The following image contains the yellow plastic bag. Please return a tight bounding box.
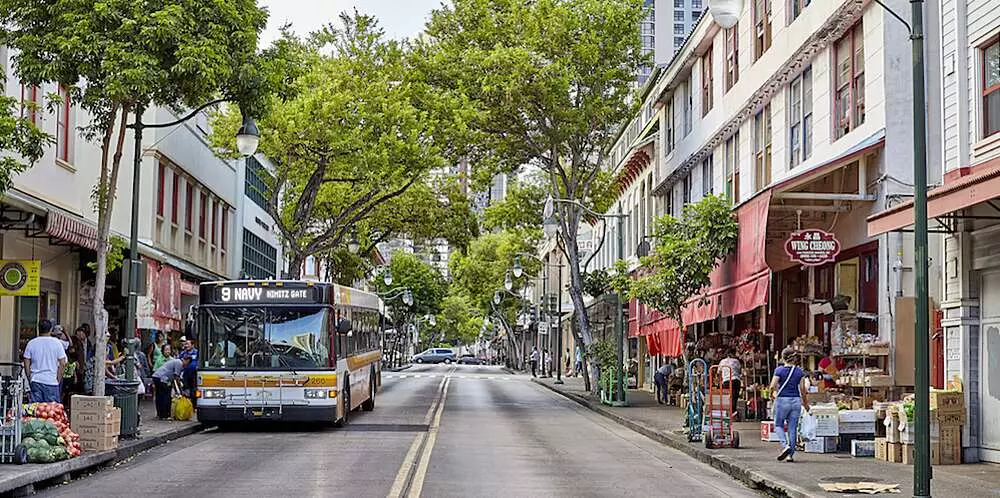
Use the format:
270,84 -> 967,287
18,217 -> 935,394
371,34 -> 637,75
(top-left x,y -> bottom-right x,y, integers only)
171,396 -> 193,421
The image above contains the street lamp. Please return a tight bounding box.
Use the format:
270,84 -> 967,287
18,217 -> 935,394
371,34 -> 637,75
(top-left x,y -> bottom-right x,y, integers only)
235,113 -> 261,157
403,289 -> 413,307
706,0 -> 743,29
504,271 -> 514,292
512,256 -> 524,278
347,229 -> 360,255
545,194 -> 629,406
382,268 -> 393,287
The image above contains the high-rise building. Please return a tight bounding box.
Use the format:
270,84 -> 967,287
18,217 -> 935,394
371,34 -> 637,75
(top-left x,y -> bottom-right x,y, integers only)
638,0 -> 704,86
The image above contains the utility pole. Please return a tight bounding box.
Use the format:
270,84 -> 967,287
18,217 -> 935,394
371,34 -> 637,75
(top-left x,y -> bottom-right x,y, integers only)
555,261 -> 564,384
614,200 -> 627,407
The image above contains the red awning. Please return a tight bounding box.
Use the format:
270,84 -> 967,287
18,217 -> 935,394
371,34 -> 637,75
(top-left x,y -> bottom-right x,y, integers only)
44,211 -> 99,251
868,159 -> 1000,236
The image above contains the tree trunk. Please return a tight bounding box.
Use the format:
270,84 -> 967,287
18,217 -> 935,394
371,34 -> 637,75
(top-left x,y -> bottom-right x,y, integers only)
92,242 -> 109,397
287,252 -> 304,279
562,220 -> 599,395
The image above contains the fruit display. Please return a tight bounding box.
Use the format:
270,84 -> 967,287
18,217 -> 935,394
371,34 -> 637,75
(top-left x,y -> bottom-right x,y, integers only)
20,403 -> 83,460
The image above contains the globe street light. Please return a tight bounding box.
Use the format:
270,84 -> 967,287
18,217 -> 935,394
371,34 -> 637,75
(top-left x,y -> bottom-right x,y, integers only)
706,0 -> 743,29
493,290 -> 502,306
382,268 -> 393,287
512,256 -> 524,278
347,229 -> 360,255
235,112 -> 261,157
504,271 -> 514,292
403,289 -> 413,307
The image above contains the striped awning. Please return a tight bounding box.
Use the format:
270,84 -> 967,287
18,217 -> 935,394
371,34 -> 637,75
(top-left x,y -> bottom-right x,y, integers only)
44,210 -> 99,251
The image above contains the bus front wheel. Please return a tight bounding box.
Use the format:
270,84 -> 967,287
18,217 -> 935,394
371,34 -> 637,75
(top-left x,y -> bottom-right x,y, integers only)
362,369 -> 376,411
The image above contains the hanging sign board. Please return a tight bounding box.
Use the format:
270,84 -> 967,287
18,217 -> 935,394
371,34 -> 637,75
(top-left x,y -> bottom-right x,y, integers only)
785,229 -> 841,266
0,260 -> 41,296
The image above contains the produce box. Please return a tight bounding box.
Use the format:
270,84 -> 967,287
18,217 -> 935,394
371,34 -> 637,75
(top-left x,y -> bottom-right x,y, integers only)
851,439 -> 875,457
874,437 -> 888,461
812,405 -> 840,437
839,409 -> 877,423
865,375 -> 893,387
838,434 -> 874,453
929,391 -> 964,413
75,418 -> 120,438
932,440 -> 962,465
79,435 -> 118,452
930,421 -> 962,443
840,421 -> 876,434
901,444 -> 916,465
805,436 -> 838,453
933,410 -> 965,425
900,426 -> 915,444
71,395 -> 114,414
887,442 -> 903,463
760,421 -> 785,442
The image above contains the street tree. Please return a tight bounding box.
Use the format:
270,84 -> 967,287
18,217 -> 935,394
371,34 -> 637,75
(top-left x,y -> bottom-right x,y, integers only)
0,0 -> 268,395
437,293 -> 483,347
212,14 -> 473,278
423,0 -> 647,392
375,251 -> 448,359
625,194 -> 738,324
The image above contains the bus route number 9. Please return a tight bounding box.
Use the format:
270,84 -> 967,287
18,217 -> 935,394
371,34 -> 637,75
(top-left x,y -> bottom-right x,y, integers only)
221,288 -> 231,302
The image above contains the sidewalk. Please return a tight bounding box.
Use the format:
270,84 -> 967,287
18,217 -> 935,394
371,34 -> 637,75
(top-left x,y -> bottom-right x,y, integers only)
0,398 -> 200,497
535,376 -> 1000,497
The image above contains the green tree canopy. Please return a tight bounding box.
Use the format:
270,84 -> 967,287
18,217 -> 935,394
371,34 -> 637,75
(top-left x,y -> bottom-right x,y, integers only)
627,195 -> 739,322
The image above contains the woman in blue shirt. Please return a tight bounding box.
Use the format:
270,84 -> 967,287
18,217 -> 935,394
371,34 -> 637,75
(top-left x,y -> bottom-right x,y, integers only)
768,347 -> 810,462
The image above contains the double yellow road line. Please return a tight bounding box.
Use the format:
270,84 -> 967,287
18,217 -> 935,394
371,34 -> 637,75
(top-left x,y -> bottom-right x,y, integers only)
387,375 -> 451,498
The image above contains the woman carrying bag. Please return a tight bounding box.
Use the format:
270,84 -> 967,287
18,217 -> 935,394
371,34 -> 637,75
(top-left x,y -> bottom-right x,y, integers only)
768,347 -> 810,462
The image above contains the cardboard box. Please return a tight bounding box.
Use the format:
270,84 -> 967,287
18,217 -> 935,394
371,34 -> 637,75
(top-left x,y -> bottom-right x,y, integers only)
930,421 -> 962,443
805,436 -> 838,453
839,409 -> 877,423
933,410 -> 965,426
929,391 -> 964,412
813,406 -> 840,437
840,421 -> 876,434
874,437 -> 888,461
901,444 -> 916,465
851,439 -> 875,457
887,442 -> 903,463
838,434 -> 875,453
900,427 -> 915,444
71,395 -> 114,413
761,421 -> 780,442
931,440 -> 962,465
79,435 -> 118,451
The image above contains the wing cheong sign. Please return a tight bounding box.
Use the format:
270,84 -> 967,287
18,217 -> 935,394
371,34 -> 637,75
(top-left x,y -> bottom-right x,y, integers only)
784,229 -> 841,266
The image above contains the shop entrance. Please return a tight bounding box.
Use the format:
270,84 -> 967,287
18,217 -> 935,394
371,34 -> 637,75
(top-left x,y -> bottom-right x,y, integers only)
979,269 -> 1000,461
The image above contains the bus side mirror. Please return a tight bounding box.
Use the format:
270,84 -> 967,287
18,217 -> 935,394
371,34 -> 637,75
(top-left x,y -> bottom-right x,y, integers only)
337,318 -> 353,335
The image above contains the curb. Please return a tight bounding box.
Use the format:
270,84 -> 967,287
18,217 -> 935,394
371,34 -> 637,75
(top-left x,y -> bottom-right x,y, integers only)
0,422 -> 202,496
387,364 -> 413,372
531,379 -> 815,498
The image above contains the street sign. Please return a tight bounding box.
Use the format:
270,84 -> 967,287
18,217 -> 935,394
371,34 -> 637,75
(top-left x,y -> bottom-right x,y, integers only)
784,229 -> 841,266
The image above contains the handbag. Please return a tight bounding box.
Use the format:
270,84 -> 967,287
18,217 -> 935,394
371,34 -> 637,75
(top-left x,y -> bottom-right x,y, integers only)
769,366 -> 798,419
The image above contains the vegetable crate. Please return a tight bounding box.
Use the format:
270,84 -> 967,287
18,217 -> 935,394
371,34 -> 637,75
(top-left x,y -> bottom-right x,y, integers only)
0,363 -> 26,464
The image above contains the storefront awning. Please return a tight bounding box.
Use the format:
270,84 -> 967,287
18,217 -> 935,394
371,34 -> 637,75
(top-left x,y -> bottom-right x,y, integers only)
44,210 -> 99,251
867,160 -> 1000,236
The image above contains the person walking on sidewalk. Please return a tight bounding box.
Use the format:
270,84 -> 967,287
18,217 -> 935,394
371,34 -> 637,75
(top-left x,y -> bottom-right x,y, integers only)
653,361 -> 675,404
769,347 -> 809,462
574,346 -> 583,377
543,349 -> 551,377
152,356 -> 191,420
529,347 -> 540,377
23,320 -> 68,403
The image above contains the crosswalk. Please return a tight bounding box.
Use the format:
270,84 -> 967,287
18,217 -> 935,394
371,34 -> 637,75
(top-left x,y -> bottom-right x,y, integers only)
383,373 -> 517,381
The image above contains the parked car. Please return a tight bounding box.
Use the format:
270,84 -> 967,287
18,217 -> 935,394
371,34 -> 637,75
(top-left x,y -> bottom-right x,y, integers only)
457,354 -> 483,365
411,348 -> 456,364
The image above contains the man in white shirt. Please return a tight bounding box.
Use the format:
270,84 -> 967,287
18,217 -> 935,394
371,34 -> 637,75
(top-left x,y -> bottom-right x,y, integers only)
23,320 -> 68,403
719,350 -> 742,417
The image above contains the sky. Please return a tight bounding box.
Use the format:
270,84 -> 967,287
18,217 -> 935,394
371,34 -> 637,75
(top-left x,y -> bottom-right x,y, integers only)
258,0 -> 444,45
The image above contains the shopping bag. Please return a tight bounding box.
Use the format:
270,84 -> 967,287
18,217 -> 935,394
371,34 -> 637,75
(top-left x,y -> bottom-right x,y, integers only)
171,396 -> 193,421
799,410 -> 817,442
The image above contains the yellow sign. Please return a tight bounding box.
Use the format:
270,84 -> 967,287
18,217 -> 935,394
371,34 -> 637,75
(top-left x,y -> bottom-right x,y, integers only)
0,260 -> 40,296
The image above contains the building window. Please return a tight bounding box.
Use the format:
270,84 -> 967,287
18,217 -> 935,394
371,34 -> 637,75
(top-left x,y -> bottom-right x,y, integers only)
702,155 -> 714,196
156,162 -> 166,217
682,174 -> 692,204
171,172 -> 180,224
754,104 -> 772,191
724,27 -> 739,91
221,209 -> 228,251
242,229 -> 277,280
305,256 -> 316,276
674,0 -> 684,9
725,132 -> 740,204
19,84 -> 40,124
982,35 -> 1000,138
788,66 -> 813,167
752,0 -> 772,61
702,46 -> 714,115
199,195 -> 207,239
692,0 -> 701,7
665,189 -> 675,216
665,98 -> 675,153
185,183 -> 194,232
682,78 -> 693,136
675,36 -> 685,47
211,201 -> 218,246
55,86 -> 71,162
691,10 -> 700,22
834,21 -> 865,139
790,0 -> 810,23
674,24 -> 685,35
675,11 -> 684,21
245,156 -> 271,210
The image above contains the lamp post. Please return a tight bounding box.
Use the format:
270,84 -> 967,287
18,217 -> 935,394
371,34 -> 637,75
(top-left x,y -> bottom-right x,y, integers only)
708,0 -> 929,493
379,284 -> 414,366
122,102 -> 258,379
510,253 -> 566,384
544,195 -> 629,406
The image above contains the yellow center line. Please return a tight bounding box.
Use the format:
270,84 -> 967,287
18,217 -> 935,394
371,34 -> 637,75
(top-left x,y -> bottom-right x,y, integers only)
386,376 -> 447,498
406,376 -> 450,498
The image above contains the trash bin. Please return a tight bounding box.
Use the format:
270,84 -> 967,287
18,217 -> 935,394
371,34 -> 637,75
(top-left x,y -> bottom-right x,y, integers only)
105,379 -> 140,439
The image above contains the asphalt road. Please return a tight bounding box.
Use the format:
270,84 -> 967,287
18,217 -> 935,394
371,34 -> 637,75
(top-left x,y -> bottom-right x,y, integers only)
39,364 -> 757,498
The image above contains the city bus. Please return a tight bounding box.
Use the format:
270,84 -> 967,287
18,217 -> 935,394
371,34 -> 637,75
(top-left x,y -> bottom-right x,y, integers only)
194,280 -> 383,425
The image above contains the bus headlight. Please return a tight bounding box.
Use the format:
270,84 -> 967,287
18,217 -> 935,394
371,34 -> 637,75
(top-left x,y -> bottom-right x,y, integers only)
304,389 -> 327,399
202,389 -> 226,399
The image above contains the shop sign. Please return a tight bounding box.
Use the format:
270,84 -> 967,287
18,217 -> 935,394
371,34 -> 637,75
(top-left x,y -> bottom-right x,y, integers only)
0,260 -> 40,296
784,229 -> 841,266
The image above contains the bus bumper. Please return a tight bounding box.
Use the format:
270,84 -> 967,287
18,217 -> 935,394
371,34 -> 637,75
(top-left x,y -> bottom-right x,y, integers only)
197,405 -> 337,423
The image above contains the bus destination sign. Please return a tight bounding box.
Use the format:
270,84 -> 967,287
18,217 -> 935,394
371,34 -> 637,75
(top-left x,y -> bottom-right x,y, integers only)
216,286 -> 318,303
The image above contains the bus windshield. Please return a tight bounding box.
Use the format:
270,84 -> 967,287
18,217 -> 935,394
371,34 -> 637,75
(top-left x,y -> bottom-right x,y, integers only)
200,306 -> 331,370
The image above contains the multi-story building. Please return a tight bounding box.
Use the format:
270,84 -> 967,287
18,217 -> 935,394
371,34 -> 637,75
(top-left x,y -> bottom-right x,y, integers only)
639,0 -> 706,86
868,0 -> 1000,463
0,53 -> 282,361
595,1 -> 946,398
